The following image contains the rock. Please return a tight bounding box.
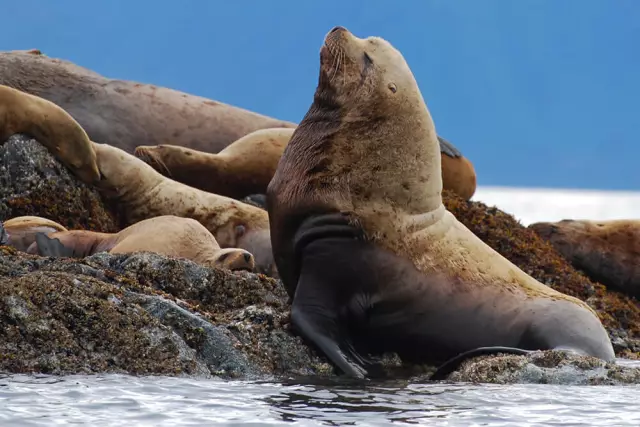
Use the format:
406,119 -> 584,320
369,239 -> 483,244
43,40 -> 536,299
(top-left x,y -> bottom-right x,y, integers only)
0,134 -> 118,231
1,134 -> 639,384
0,247 -> 331,378
431,350 -> 640,385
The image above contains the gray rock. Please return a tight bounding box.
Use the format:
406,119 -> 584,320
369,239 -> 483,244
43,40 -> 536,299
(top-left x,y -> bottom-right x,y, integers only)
437,350 -> 640,385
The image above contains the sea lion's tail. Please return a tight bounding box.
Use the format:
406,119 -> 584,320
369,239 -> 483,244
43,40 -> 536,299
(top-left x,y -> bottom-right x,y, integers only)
430,346 -> 532,381
34,232 -> 75,258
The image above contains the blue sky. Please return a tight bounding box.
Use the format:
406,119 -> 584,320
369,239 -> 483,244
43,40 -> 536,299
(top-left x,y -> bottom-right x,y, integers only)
2,1 -> 639,190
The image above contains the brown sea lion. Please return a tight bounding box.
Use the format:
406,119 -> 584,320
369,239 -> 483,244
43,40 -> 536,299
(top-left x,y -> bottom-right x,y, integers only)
2,216 -> 68,252
134,128 -> 297,200
266,26 -> 615,379
0,85 -> 275,275
26,215 -> 255,272
0,84 -> 100,183
0,50 -> 296,154
88,141 -> 275,276
530,219 -> 640,299
134,130 -> 477,201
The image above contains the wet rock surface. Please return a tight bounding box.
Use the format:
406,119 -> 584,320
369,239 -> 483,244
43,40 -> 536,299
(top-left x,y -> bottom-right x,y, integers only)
432,350 -> 640,385
1,134 -> 639,384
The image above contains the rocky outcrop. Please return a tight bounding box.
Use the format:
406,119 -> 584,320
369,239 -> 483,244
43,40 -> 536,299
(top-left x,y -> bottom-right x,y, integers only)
1,133 -> 639,384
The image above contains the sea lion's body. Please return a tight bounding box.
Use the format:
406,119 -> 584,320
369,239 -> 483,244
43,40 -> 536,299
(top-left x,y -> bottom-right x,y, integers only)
135,129 -> 477,201
0,51 -> 296,154
135,128 -> 297,200
89,141 -> 275,276
3,216 -> 68,252
25,215 -> 255,272
267,27 -> 615,378
0,84 -> 275,276
531,219 -> 640,299
0,84 -> 100,183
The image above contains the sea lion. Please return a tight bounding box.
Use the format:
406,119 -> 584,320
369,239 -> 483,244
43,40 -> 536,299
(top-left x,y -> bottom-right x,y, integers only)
134,130 -> 477,201
0,84 -> 100,183
26,215 -> 255,272
2,216 -> 68,252
135,128 -> 297,200
0,85 -> 276,275
0,50 -> 296,154
266,26 -> 615,379
530,219 -> 640,299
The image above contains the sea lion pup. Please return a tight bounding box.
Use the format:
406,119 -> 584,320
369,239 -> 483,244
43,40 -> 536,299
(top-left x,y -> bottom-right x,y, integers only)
2,216 -> 68,252
0,50 -> 296,154
266,26 -> 615,380
134,130 -> 478,201
0,84 -> 100,183
530,219 -> 640,299
26,215 -> 255,272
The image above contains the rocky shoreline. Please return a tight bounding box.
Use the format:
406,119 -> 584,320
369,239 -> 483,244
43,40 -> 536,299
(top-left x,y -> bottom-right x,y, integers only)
1,134 -> 639,384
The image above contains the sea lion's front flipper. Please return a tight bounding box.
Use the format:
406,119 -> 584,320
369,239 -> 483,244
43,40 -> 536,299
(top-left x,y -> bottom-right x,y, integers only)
291,213 -> 373,379
34,232 -> 75,258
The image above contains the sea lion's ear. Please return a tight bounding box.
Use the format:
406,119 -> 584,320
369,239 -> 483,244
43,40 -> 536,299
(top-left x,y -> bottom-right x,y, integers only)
387,83 -> 397,93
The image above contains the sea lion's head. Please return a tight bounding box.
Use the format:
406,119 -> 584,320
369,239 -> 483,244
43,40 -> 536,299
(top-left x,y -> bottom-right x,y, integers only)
272,26 -> 442,216
213,247 -> 256,272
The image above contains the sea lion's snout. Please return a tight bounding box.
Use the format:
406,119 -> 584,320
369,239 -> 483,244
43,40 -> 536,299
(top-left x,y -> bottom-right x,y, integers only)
215,248 -> 256,272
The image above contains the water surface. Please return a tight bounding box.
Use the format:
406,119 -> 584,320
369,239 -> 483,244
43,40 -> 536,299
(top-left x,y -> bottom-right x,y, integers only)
1,373 -> 639,426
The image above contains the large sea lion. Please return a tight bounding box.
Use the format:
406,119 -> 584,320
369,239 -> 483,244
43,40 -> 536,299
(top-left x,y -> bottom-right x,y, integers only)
0,84 -> 100,183
3,216 -> 68,252
26,215 -> 255,272
134,130 -> 477,201
0,50 -> 296,154
530,219 -> 640,299
266,26 -> 615,379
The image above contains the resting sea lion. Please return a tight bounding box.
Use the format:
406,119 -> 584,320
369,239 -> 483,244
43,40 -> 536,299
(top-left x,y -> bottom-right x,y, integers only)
0,85 -> 275,275
2,216 -> 68,252
134,130 -> 477,201
266,26 -> 615,379
0,84 -> 100,183
0,50 -> 296,154
530,219 -> 640,299
135,128 -> 297,200
26,215 -> 255,272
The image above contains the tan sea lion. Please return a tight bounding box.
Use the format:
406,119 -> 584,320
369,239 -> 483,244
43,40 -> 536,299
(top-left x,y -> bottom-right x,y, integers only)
0,84 -> 100,183
26,215 -> 255,272
2,216 -> 68,252
530,219 -> 640,299
0,85 -> 275,275
134,130 -> 477,201
266,26 -> 615,379
0,50 -> 296,154
135,128 -> 297,200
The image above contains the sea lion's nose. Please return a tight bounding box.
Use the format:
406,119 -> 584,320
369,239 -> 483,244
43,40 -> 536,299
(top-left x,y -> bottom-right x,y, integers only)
243,252 -> 252,263
330,26 -> 346,34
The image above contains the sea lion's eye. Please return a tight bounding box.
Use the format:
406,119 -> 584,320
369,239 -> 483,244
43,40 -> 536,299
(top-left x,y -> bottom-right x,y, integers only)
388,83 -> 397,93
235,224 -> 246,237
363,52 -> 373,67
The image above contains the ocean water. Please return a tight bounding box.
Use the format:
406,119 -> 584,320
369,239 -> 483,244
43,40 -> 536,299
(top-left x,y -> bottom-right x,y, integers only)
2,187 -> 640,426
1,374 -> 640,426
